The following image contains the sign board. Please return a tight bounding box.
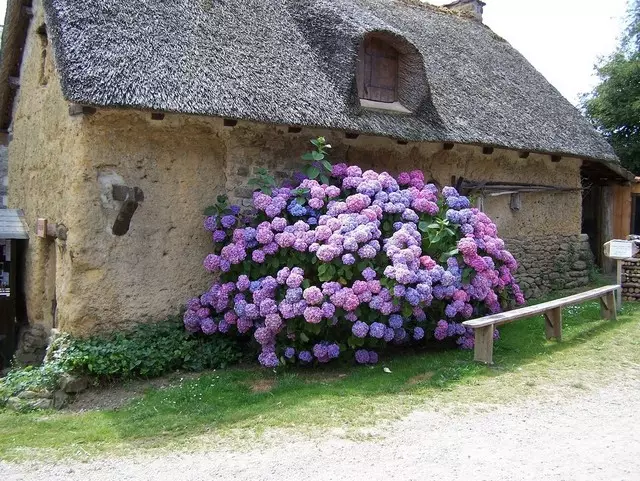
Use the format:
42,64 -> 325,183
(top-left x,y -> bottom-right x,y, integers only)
604,240 -> 637,260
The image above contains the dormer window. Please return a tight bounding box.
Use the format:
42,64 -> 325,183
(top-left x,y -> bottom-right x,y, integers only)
356,32 -> 427,114
359,36 -> 399,103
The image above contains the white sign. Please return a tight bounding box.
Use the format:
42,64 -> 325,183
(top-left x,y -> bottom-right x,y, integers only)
604,240 -> 637,259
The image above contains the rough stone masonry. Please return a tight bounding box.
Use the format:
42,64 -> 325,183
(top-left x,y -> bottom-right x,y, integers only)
506,234 -> 592,300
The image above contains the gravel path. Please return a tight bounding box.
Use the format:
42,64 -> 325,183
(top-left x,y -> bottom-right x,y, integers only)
2,378 -> 639,481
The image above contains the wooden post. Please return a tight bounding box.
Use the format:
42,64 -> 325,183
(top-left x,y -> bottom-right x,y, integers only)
544,307 -> 562,341
600,292 -> 617,321
616,259 -> 622,311
473,325 -> 494,364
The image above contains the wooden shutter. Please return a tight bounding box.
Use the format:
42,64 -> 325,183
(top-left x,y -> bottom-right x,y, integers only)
359,37 -> 399,103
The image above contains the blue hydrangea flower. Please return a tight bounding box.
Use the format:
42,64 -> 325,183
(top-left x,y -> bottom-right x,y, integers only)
298,351 -> 313,363
389,314 -> 403,329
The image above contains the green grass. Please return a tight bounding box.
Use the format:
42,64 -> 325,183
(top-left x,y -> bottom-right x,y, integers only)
1,294 -> 639,461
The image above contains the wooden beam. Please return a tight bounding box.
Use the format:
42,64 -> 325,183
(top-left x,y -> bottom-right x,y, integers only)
68,104 -> 97,116
482,146 -> 494,155
443,142 -> 455,150
509,192 -> 522,211
112,185 -> 144,203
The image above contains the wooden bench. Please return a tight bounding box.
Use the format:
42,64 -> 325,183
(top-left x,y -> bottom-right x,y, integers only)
462,284 -> 620,364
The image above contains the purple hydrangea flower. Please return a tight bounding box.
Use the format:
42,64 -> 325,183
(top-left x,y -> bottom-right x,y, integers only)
258,351 -> 279,367
355,349 -> 370,364
299,351 -> 313,363
413,327 -> 425,341
369,322 -> 386,339
352,321 -> 369,338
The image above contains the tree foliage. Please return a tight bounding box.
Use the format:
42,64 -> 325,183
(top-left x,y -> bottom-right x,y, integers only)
583,0 -> 640,173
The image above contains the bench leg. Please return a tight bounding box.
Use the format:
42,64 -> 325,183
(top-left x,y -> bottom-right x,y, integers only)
474,325 -> 494,364
544,307 -> 562,341
600,292 -> 617,321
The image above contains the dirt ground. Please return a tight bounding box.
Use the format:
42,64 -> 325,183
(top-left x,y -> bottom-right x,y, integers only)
2,374 -> 638,481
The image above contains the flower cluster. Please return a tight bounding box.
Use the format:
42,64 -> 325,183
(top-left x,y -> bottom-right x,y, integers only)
185,142 -> 524,367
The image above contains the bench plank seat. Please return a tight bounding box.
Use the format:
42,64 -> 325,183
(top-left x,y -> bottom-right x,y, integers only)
462,285 -> 620,364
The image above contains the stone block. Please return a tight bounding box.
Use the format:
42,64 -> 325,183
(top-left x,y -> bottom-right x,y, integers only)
53,390 -> 70,409
60,374 -> 89,394
572,261 -> 587,270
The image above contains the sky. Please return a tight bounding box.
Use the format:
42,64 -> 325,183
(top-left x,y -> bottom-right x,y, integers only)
0,0 -> 629,106
429,0 -> 629,105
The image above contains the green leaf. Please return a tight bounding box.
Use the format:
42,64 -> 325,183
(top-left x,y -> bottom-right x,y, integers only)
321,160 -> 333,171
319,175 -> 329,185
203,206 -> 217,216
307,166 -> 320,179
296,197 -> 307,205
300,332 -> 310,343
428,223 -> 440,229
311,151 -> 325,161
301,152 -> 315,161
418,221 -> 429,232
402,304 -> 413,317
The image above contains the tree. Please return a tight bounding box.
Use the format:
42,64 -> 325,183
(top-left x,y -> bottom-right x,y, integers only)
583,0 -> 640,173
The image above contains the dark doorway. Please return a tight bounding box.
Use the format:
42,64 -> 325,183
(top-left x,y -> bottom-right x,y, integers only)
582,183 -> 602,266
0,209 -> 29,369
631,195 -> 640,235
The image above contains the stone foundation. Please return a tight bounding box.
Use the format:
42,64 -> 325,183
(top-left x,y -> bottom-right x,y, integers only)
13,324 -> 49,366
506,234 -> 593,300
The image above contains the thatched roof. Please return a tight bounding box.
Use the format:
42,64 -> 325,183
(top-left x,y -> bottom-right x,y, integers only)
0,0 -> 625,170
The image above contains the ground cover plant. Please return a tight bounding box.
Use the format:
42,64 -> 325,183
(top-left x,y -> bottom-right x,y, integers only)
185,138 -> 525,366
0,318 -> 244,407
0,297 -> 637,461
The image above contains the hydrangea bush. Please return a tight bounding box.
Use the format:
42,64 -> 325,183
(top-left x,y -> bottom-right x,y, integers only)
184,138 -> 525,367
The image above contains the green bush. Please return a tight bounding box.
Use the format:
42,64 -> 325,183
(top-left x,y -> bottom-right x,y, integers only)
57,316 -> 244,380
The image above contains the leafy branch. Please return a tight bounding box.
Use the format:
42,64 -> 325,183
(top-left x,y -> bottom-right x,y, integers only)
301,137 -> 332,184
248,168 -> 276,195
203,194 -> 229,216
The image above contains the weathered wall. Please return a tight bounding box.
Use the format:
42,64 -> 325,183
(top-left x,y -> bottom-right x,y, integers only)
43,113 -> 584,335
7,0 -> 83,347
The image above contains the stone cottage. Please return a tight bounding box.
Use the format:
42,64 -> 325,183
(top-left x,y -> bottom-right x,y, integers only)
0,0 -> 632,351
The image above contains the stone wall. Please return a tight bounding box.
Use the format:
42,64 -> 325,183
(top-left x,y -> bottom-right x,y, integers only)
0,145 -> 7,208
506,234 -> 593,299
